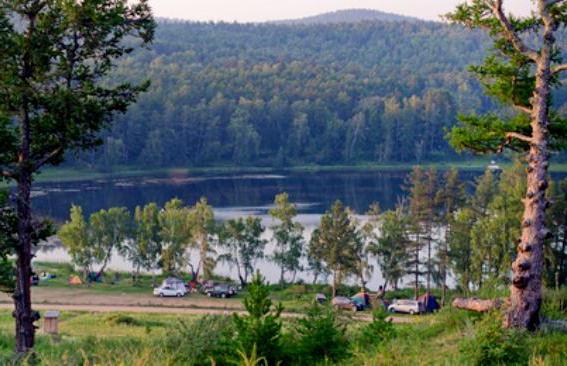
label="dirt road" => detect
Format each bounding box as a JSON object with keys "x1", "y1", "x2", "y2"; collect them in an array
[{"x1": 0, "y1": 287, "x2": 413, "y2": 323}]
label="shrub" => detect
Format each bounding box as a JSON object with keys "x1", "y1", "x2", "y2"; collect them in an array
[
  {"x1": 541, "y1": 287, "x2": 567, "y2": 320},
  {"x1": 459, "y1": 312, "x2": 527, "y2": 366},
  {"x1": 105, "y1": 314, "x2": 141, "y2": 326},
  {"x1": 355, "y1": 309, "x2": 396, "y2": 348},
  {"x1": 292, "y1": 304, "x2": 349, "y2": 364},
  {"x1": 233, "y1": 272, "x2": 283, "y2": 365},
  {"x1": 166, "y1": 315, "x2": 236, "y2": 366}
]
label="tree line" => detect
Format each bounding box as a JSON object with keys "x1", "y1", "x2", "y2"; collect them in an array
[
  {"x1": 66, "y1": 19, "x2": 550, "y2": 168},
  {"x1": 57, "y1": 164, "x2": 567, "y2": 301}
]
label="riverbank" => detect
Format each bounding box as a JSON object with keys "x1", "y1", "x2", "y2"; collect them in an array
[{"x1": 13, "y1": 159, "x2": 550, "y2": 184}]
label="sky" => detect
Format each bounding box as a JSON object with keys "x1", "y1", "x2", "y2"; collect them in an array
[{"x1": 147, "y1": 0, "x2": 533, "y2": 23}]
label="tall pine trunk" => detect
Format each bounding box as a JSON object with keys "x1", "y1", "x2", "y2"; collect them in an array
[
  {"x1": 505, "y1": 33, "x2": 552, "y2": 330},
  {"x1": 14, "y1": 23, "x2": 36, "y2": 351},
  {"x1": 14, "y1": 171, "x2": 35, "y2": 353}
]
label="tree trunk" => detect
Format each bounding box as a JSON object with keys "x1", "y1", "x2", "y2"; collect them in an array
[
  {"x1": 14, "y1": 171, "x2": 36, "y2": 354},
  {"x1": 95, "y1": 247, "x2": 113, "y2": 279},
  {"x1": 426, "y1": 230, "x2": 431, "y2": 294},
  {"x1": 13, "y1": 11, "x2": 37, "y2": 354},
  {"x1": 279, "y1": 267, "x2": 285, "y2": 285},
  {"x1": 453, "y1": 297, "x2": 504, "y2": 312},
  {"x1": 505, "y1": 32, "x2": 552, "y2": 330},
  {"x1": 332, "y1": 270, "x2": 337, "y2": 297},
  {"x1": 414, "y1": 243, "x2": 419, "y2": 300}
]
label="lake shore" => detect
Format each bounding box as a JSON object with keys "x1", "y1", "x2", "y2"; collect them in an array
[{"x1": 17, "y1": 159, "x2": 567, "y2": 184}]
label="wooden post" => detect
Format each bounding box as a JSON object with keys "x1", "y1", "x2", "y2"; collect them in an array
[{"x1": 43, "y1": 311, "x2": 60, "y2": 335}]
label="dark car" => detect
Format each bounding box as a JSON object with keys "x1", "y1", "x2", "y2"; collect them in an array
[
  {"x1": 30, "y1": 274, "x2": 39, "y2": 286},
  {"x1": 207, "y1": 284, "x2": 236, "y2": 298}
]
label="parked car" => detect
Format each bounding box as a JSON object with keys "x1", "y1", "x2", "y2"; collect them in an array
[
  {"x1": 332, "y1": 296, "x2": 363, "y2": 312},
  {"x1": 30, "y1": 274, "x2": 40, "y2": 286},
  {"x1": 315, "y1": 293, "x2": 327, "y2": 304},
  {"x1": 207, "y1": 284, "x2": 236, "y2": 298},
  {"x1": 153, "y1": 282, "x2": 187, "y2": 297},
  {"x1": 387, "y1": 299, "x2": 424, "y2": 315}
]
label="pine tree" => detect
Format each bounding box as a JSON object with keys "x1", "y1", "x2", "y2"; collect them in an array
[{"x1": 447, "y1": 0, "x2": 567, "y2": 329}]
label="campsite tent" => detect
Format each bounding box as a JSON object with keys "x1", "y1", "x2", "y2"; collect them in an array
[
  {"x1": 417, "y1": 293, "x2": 440, "y2": 312},
  {"x1": 68, "y1": 275, "x2": 82, "y2": 285}
]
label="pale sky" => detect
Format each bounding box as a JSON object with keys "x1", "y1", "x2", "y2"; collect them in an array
[{"x1": 148, "y1": 0, "x2": 533, "y2": 23}]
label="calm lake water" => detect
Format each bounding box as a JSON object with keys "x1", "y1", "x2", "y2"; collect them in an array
[
  {"x1": 30, "y1": 169, "x2": 566, "y2": 288},
  {"x1": 32, "y1": 170, "x2": 482, "y2": 221}
]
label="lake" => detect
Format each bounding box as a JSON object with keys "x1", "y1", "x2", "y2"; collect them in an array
[{"x1": 30, "y1": 169, "x2": 564, "y2": 288}]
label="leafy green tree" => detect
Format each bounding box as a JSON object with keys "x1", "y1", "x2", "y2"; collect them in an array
[
  {"x1": 1, "y1": 191, "x2": 50, "y2": 295},
  {"x1": 0, "y1": 191, "x2": 17, "y2": 294},
  {"x1": 269, "y1": 193, "x2": 304, "y2": 284},
  {"x1": 188, "y1": 197, "x2": 216, "y2": 281},
  {"x1": 0, "y1": 0, "x2": 154, "y2": 351},
  {"x1": 447, "y1": 0, "x2": 567, "y2": 329},
  {"x1": 60, "y1": 206, "x2": 130, "y2": 279},
  {"x1": 228, "y1": 108, "x2": 261, "y2": 163},
  {"x1": 89, "y1": 207, "x2": 130, "y2": 278},
  {"x1": 547, "y1": 179, "x2": 567, "y2": 287},
  {"x1": 406, "y1": 166, "x2": 439, "y2": 298},
  {"x1": 369, "y1": 206, "x2": 410, "y2": 290},
  {"x1": 354, "y1": 203, "x2": 380, "y2": 289},
  {"x1": 219, "y1": 217, "x2": 267, "y2": 286},
  {"x1": 122, "y1": 203, "x2": 161, "y2": 284},
  {"x1": 59, "y1": 206, "x2": 96, "y2": 280},
  {"x1": 158, "y1": 199, "x2": 192, "y2": 274},
  {"x1": 233, "y1": 272, "x2": 283, "y2": 365},
  {"x1": 308, "y1": 200, "x2": 359, "y2": 297},
  {"x1": 435, "y1": 168, "x2": 466, "y2": 304},
  {"x1": 448, "y1": 208, "x2": 476, "y2": 292},
  {"x1": 306, "y1": 247, "x2": 329, "y2": 285},
  {"x1": 470, "y1": 163, "x2": 525, "y2": 288}
]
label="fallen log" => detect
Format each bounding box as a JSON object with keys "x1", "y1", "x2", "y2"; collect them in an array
[{"x1": 452, "y1": 297, "x2": 504, "y2": 312}]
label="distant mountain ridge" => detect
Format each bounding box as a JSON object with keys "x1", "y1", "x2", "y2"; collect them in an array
[{"x1": 273, "y1": 9, "x2": 421, "y2": 25}]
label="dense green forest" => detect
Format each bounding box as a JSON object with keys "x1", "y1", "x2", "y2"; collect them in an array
[{"x1": 70, "y1": 14, "x2": 566, "y2": 168}]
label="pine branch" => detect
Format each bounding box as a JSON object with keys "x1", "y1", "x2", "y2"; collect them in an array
[
  {"x1": 1, "y1": 169, "x2": 13, "y2": 178},
  {"x1": 513, "y1": 105, "x2": 532, "y2": 114},
  {"x1": 552, "y1": 64, "x2": 567, "y2": 74},
  {"x1": 505, "y1": 132, "x2": 534, "y2": 144},
  {"x1": 544, "y1": 0, "x2": 565, "y2": 6},
  {"x1": 492, "y1": 0, "x2": 539, "y2": 61},
  {"x1": 33, "y1": 147, "x2": 62, "y2": 171}
]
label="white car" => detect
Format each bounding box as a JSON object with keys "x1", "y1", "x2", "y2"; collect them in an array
[
  {"x1": 388, "y1": 299, "x2": 423, "y2": 315},
  {"x1": 153, "y1": 282, "x2": 187, "y2": 297}
]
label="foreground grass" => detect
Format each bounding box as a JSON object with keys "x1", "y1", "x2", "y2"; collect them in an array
[{"x1": 0, "y1": 308, "x2": 566, "y2": 365}]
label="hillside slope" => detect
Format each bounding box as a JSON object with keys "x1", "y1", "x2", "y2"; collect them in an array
[{"x1": 273, "y1": 9, "x2": 419, "y2": 25}]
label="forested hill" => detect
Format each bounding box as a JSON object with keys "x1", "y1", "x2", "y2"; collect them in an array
[
  {"x1": 273, "y1": 9, "x2": 419, "y2": 25},
  {"x1": 75, "y1": 17, "x2": 544, "y2": 168}
]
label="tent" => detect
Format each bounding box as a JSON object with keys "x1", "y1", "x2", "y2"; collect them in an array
[
  {"x1": 417, "y1": 293, "x2": 440, "y2": 312},
  {"x1": 68, "y1": 275, "x2": 82, "y2": 285}
]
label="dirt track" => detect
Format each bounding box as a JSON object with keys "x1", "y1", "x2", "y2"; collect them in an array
[{"x1": 0, "y1": 287, "x2": 412, "y2": 323}]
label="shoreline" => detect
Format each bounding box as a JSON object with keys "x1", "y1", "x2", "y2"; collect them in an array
[{"x1": 13, "y1": 159, "x2": 567, "y2": 184}]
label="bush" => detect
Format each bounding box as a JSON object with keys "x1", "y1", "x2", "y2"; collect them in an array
[
  {"x1": 355, "y1": 309, "x2": 395, "y2": 348},
  {"x1": 105, "y1": 314, "x2": 141, "y2": 326},
  {"x1": 233, "y1": 273, "x2": 283, "y2": 365},
  {"x1": 541, "y1": 288, "x2": 567, "y2": 320},
  {"x1": 166, "y1": 315, "x2": 236, "y2": 366},
  {"x1": 291, "y1": 304, "x2": 349, "y2": 364},
  {"x1": 459, "y1": 312, "x2": 527, "y2": 366}
]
